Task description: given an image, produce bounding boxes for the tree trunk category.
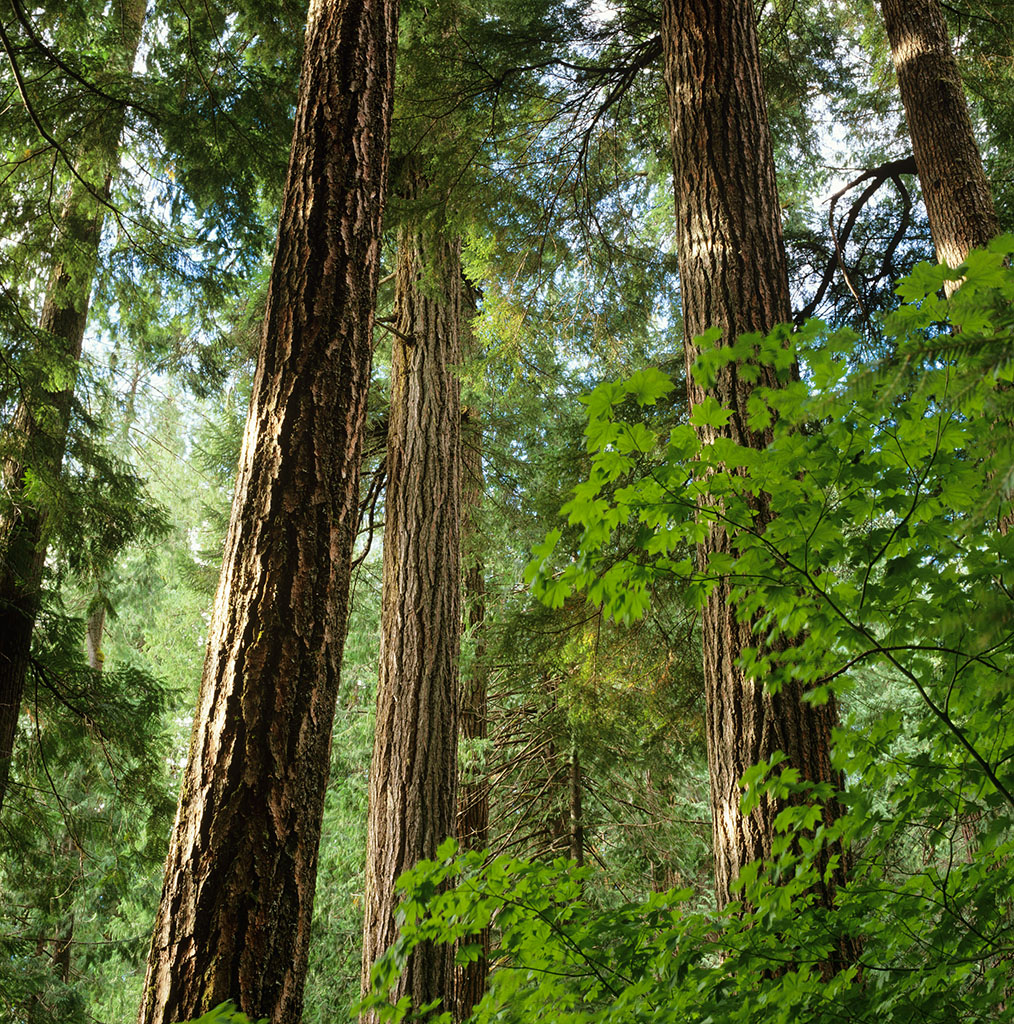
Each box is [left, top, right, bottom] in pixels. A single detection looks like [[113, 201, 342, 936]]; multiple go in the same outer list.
[[51, 833, 78, 984], [453, 286, 490, 1021], [136, 1, 400, 1021], [880, 0, 1000, 272], [660, 0, 848, 918], [361, 169, 462, 1021], [85, 598, 106, 671], [569, 749, 584, 868], [0, 0, 146, 821]]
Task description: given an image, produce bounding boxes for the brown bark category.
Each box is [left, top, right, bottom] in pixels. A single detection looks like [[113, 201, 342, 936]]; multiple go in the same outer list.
[[453, 287, 490, 1021], [880, 0, 1000, 273], [661, 0, 847, 918], [137, 1, 400, 1021], [0, 0, 146, 820], [361, 170, 462, 1020]]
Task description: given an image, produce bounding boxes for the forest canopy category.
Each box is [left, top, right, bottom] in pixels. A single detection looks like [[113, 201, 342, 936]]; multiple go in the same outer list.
[[0, 1, 1012, 1023]]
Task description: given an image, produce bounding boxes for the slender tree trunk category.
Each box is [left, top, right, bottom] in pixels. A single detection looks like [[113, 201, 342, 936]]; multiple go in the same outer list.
[[660, 0, 848, 921], [0, 0, 146, 820], [453, 286, 490, 1021], [137, 1, 400, 1021], [85, 598, 106, 670], [880, 0, 1000, 273], [568, 749, 584, 868], [361, 169, 462, 1020]]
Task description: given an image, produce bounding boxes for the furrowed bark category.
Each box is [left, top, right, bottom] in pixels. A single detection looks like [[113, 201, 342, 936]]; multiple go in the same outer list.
[[137, 0, 400, 1021], [880, 0, 1000, 274], [361, 169, 461, 1020], [660, 0, 849, 928]]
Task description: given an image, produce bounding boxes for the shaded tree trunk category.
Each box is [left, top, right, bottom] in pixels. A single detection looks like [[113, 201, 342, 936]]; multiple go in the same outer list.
[[136, 1, 400, 1021], [660, 0, 848, 920], [453, 286, 490, 1021], [0, 0, 146, 820], [568, 748, 584, 868], [360, 170, 462, 1021], [85, 598, 106, 671], [880, 0, 1000, 273]]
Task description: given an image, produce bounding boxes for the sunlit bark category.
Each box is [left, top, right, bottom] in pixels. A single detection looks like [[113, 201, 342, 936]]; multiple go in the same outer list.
[[137, 0, 400, 1020]]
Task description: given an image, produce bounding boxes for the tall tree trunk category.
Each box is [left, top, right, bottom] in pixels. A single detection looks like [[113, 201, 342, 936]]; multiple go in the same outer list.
[[453, 286, 490, 1021], [660, 0, 848, 919], [880, 0, 1000, 272], [0, 0, 146, 821], [361, 170, 462, 1020], [137, 1, 400, 1021]]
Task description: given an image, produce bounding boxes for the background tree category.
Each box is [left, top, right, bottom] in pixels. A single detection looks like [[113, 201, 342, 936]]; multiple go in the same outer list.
[[360, 164, 463, 1019], [0, 0, 147, 818], [454, 285, 491, 1018], [879, 0, 1000, 269]]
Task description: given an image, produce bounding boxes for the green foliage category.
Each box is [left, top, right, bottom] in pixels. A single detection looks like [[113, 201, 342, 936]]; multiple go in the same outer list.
[[0, 615, 177, 1024], [5, 2, 1014, 1020], [362, 244, 1014, 1024], [177, 1002, 267, 1024], [302, 560, 383, 1021]]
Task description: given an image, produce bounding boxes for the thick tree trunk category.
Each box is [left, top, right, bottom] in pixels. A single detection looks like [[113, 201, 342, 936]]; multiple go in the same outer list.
[[361, 170, 462, 1021], [137, 1, 400, 1022], [880, 0, 1000, 272], [661, 0, 847, 917], [453, 288, 490, 1021], [0, 0, 146, 820]]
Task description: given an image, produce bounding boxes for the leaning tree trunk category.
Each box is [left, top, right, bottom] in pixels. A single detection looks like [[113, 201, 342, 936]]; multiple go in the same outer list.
[[660, 0, 849, 921], [453, 285, 490, 1021], [880, 0, 1000, 274], [137, 1, 400, 1022], [361, 170, 462, 1021], [0, 0, 146, 820]]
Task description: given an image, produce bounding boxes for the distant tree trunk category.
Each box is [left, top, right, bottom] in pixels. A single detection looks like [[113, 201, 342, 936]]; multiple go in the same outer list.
[[453, 286, 490, 1021], [136, 1, 400, 1021], [661, 0, 849, 924], [51, 834, 77, 983], [0, 0, 146, 821], [361, 169, 462, 1021], [880, 0, 1000, 272], [568, 748, 584, 868], [85, 598, 106, 671]]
